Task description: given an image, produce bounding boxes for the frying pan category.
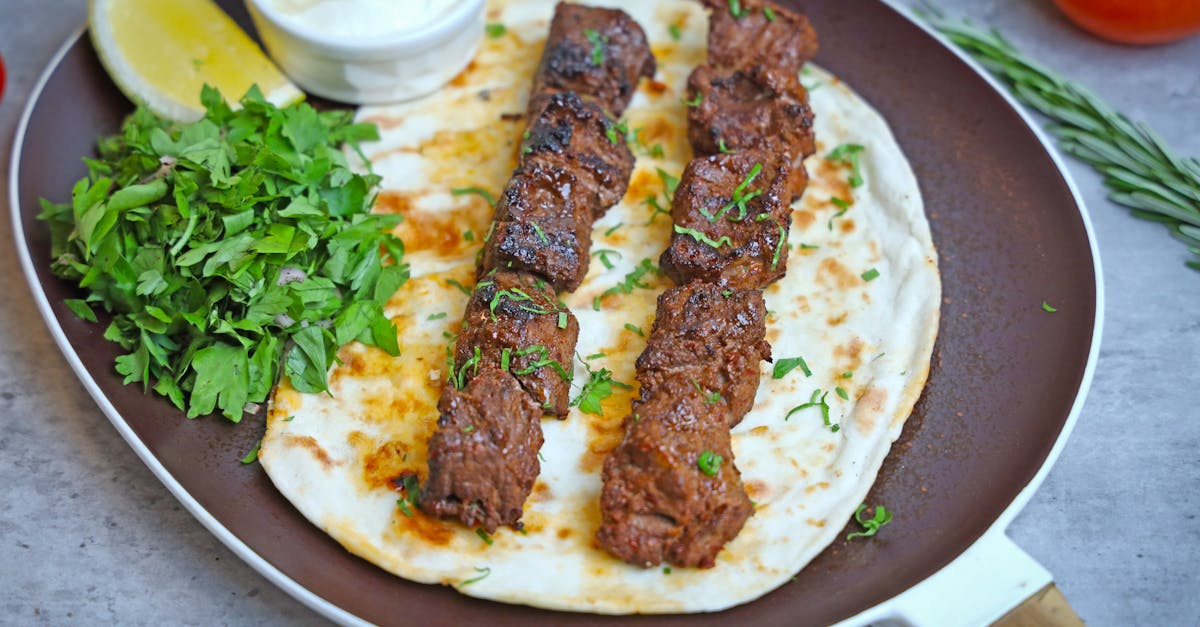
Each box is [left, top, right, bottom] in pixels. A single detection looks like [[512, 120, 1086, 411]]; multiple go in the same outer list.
[[8, 0, 1101, 624]]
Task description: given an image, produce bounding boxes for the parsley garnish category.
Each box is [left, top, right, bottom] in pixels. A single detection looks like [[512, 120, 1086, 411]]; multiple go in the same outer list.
[[643, 168, 680, 224], [683, 93, 703, 107], [604, 222, 624, 237], [485, 23, 507, 38], [835, 386, 850, 400], [697, 449, 724, 475], [451, 186, 497, 207], [584, 28, 608, 66], [624, 323, 644, 337], [476, 528, 494, 545], [459, 566, 491, 587], [773, 356, 812, 379], [842, 371, 854, 378], [398, 474, 421, 517], [571, 358, 631, 415], [38, 86, 406, 421], [785, 389, 839, 432], [692, 379, 721, 404], [668, 24, 682, 41], [706, 163, 763, 221], [447, 279, 472, 296], [861, 268, 880, 282], [771, 225, 787, 270], [427, 312, 448, 321], [764, 6, 777, 21], [530, 221, 549, 244], [240, 439, 261, 464], [591, 248, 623, 270], [727, 0, 749, 19], [396, 498, 414, 517], [674, 224, 732, 249], [718, 138, 734, 154], [846, 504, 893, 540], [828, 143, 866, 188], [593, 258, 660, 311], [557, 311, 568, 329], [1042, 301, 1058, 313], [511, 345, 573, 382]]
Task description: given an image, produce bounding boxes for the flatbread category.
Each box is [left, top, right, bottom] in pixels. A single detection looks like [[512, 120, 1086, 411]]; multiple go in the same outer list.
[[260, 0, 940, 614]]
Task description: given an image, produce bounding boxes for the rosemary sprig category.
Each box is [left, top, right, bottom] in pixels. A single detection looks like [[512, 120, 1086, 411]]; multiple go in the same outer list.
[[918, 4, 1200, 271]]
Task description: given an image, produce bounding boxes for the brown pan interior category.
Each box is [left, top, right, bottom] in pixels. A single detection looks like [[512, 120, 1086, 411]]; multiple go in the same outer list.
[[13, 0, 1097, 625]]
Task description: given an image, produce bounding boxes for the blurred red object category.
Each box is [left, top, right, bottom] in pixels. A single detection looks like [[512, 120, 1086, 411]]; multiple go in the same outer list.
[[0, 54, 6, 104], [1053, 0, 1200, 44]]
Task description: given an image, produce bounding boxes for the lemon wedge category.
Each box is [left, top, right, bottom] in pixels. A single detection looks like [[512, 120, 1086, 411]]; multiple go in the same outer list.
[[89, 0, 303, 121]]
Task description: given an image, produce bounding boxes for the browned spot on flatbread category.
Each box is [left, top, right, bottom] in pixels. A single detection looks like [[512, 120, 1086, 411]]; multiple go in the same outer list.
[[804, 481, 831, 494], [624, 167, 661, 211], [391, 508, 454, 546], [376, 192, 485, 257], [839, 218, 856, 234], [816, 257, 858, 290], [361, 439, 415, 491], [448, 59, 480, 87], [279, 434, 336, 469], [557, 527, 572, 539], [792, 294, 811, 313], [765, 325, 781, 343], [744, 479, 769, 502], [792, 209, 815, 231], [529, 480, 552, 503], [827, 311, 848, 327], [749, 425, 770, 436], [854, 386, 889, 436], [643, 79, 669, 95], [814, 158, 854, 201], [806, 518, 826, 528]]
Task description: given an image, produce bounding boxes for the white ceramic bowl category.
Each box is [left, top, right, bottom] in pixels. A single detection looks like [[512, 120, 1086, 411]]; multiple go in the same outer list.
[[245, 0, 485, 105]]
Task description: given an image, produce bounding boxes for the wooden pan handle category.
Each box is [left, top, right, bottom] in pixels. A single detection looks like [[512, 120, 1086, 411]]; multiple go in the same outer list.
[[993, 583, 1085, 627]]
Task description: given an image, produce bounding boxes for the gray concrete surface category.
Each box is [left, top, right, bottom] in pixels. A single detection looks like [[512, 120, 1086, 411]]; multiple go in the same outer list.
[[1, 1, 1197, 625]]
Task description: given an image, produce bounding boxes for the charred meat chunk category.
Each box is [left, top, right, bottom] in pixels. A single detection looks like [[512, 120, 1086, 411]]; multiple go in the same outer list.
[[659, 151, 794, 289], [531, 3, 656, 117], [522, 91, 636, 212], [421, 367, 544, 533], [478, 161, 595, 292], [596, 378, 754, 568], [686, 64, 814, 196], [636, 282, 770, 425], [702, 0, 818, 77], [455, 270, 578, 417]]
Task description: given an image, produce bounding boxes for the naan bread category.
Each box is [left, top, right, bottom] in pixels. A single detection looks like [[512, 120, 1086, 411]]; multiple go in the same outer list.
[[261, 0, 939, 613]]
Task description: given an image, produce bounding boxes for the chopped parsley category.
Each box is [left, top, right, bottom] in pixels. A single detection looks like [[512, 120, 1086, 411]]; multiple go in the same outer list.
[[692, 379, 721, 404], [624, 323, 644, 337], [485, 23, 507, 38], [785, 389, 839, 432], [683, 93, 703, 107], [476, 528, 494, 545], [463, 229, 475, 242], [846, 504, 893, 540], [500, 347, 512, 371], [557, 311, 568, 329], [398, 474, 421, 518], [396, 497, 413, 517], [462, 425, 475, 433], [511, 345, 573, 382], [584, 28, 608, 66], [861, 267, 880, 282], [604, 222, 624, 237], [835, 386, 850, 400], [674, 224, 732, 249], [828, 143, 866, 188], [1042, 301, 1058, 313], [446, 278, 472, 296], [773, 356, 812, 379], [727, 0, 749, 19], [764, 6, 777, 21], [427, 312, 448, 321], [771, 225, 787, 270], [668, 24, 682, 41], [706, 163, 763, 221], [459, 566, 491, 587], [842, 371, 854, 379], [451, 186, 497, 207], [530, 221, 549, 244], [240, 439, 261, 464], [697, 449, 724, 476], [718, 138, 735, 154], [591, 248, 623, 270], [593, 258, 660, 311], [571, 358, 631, 415], [643, 168, 680, 224]]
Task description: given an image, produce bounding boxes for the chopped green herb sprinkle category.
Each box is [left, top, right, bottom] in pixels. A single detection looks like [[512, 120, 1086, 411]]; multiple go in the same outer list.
[[452, 186, 497, 207], [427, 312, 448, 321], [624, 323, 644, 337], [697, 449, 724, 475], [830, 196, 851, 210], [593, 258, 660, 311], [586, 352, 606, 361], [668, 23, 682, 41], [584, 28, 608, 66], [828, 143, 866, 188], [861, 268, 880, 282], [800, 243, 820, 250], [476, 528, 494, 545], [240, 439, 261, 464], [836, 386, 850, 400], [683, 93, 703, 107], [773, 356, 812, 379], [572, 358, 631, 416], [771, 225, 787, 270], [663, 566, 672, 574], [462, 425, 475, 433], [707, 163, 763, 222], [785, 389, 838, 432], [727, 0, 749, 19], [718, 138, 734, 153], [842, 371, 853, 379], [557, 311, 568, 329], [1042, 301, 1058, 313], [605, 222, 624, 237], [592, 248, 622, 270], [674, 224, 732, 249], [459, 566, 491, 586], [463, 229, 475, 242], [530, 221, 549, 244], [764, 6, 777, 21], [500, 347, 512, 371], [846, 504, 893, 540], [396, 498, 413, 517], [485, 23, 507, 38], [447, 279, 472, 296]]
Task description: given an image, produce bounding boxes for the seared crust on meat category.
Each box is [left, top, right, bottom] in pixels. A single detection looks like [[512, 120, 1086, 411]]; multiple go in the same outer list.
[[421, 367, 544, 533], [456, 270, 579, 417], [701, 0, 818, 77], [659, 151, 794, 290], [531, 2, 656, 117]]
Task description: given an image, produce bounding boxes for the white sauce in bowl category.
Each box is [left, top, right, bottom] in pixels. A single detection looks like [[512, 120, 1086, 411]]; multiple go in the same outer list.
[[265, 0, 458, 38]]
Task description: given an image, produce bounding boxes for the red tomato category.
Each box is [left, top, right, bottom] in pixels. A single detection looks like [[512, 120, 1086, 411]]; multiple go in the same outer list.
[[1053, 0, 1200, 45]]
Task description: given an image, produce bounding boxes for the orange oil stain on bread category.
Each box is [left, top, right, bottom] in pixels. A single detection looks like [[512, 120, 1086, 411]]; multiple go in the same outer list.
[[279, 434, 337, 469], [792, 209, 816, 231], [854, 386, 889, 436], [816, 257, 858, 290], [390, 506, 454, 547], [812, 158, 854, 202]]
